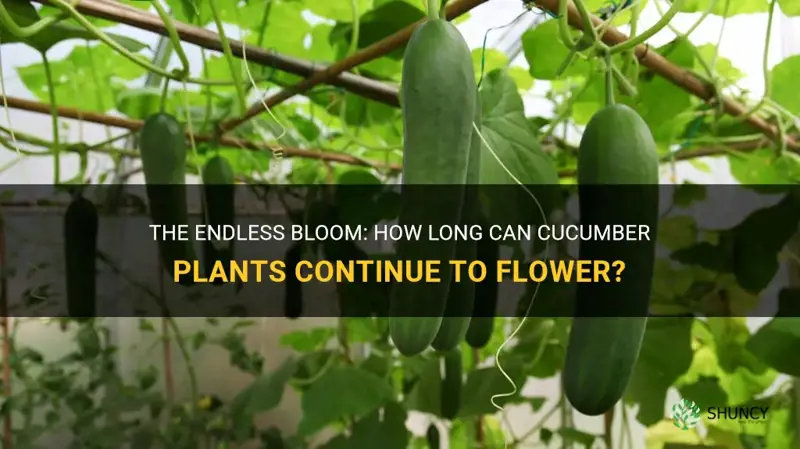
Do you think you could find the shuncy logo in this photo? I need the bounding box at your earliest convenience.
[672,398,701,430]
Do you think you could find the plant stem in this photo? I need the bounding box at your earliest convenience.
[0,2,67,37]
[557,0,578,48]
[209,0,248,113]
[572,0,597,45]
[427,0,440,19]
[734,0,777,122]
[604,51,615,106]
[151,0,190,76]
[512,399,562,444]
[41,52,60,183]
[610,0,686,55]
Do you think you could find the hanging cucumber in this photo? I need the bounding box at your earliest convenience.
[389,10,476,357]
[426,424,440,449]
[563,103,659,416]
[440,348,462,420]
[431,92,482,351]
[202,155,235,286]
[284,242,304,319]
[139,112,197,285]
[63,195,98,320]
[465,235,499,349]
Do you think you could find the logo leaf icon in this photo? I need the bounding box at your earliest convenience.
[671,398,701,430]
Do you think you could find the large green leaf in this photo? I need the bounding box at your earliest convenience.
[521,20,589,80]
[628,38,695,144]
[308,0,374,22]
[457,362,526,418]
[228,357,297,441]
[730,194,800,293]
[625,317,694,426]
[674,319,777,436]
[770,54,800,115]
[728,149,800,188]
[17,45,146,112]
[779,0,800,15]
[298,366,395,436]
[404,357,441,416]
[678,0,768,16]
[320,402,408,449]
[747,314,800,377]
[477,68,560,227]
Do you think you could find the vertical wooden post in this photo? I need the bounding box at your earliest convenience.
[0,218,12,449]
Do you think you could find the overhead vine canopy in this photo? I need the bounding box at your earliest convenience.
[0,0,796,186]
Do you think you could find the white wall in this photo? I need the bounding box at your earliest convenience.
[0,1,796,447]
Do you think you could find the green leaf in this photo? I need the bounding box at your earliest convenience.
[658,216,698,251]
[522,20,589,80]
[237,1,311,59]
[457,362,526,418]
[631,38,695,143]
[770,54,800,115]
[695,44,745,84]
[116,87,163,120]
[298,366,394,435]
[508,66,535,91]
[309,0,374,22]
[647,421,704,449]
[472,48,508,83]
[626,317,694,426]
[728,149,800,188]
[730,193,800,293]
[279,327,335,352]
[679,319,777,414]
[229,357,296,441]
[329,0,423,76]
[747,316,800,376]
[678,0,768,16]
[17,45,145,112]
[678,376,727,410]
[673,183,706,207]
[509,317,570,377]
[320,402,409,449]
[477,68,560,227]
[764,398,795,448]
[405,357,441,415]
[779,0,800,15]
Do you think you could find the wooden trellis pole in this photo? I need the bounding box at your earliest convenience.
[532,0,799,150]
[0,95,401,172]
[216,0,488,134]
[31,0,400,107]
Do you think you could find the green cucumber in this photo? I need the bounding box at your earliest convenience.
[465,235,499,349]
[431,92,482,352]
[440,348,462,420]
[63,195,98,319]
[563,104,659,416]
[389,18,476,357]
[139,112,197,285]
[284,242,303,319]
[201,155,235,286]
[426,424,440,449]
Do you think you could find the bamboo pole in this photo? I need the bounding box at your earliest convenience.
[31,0,400,107]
